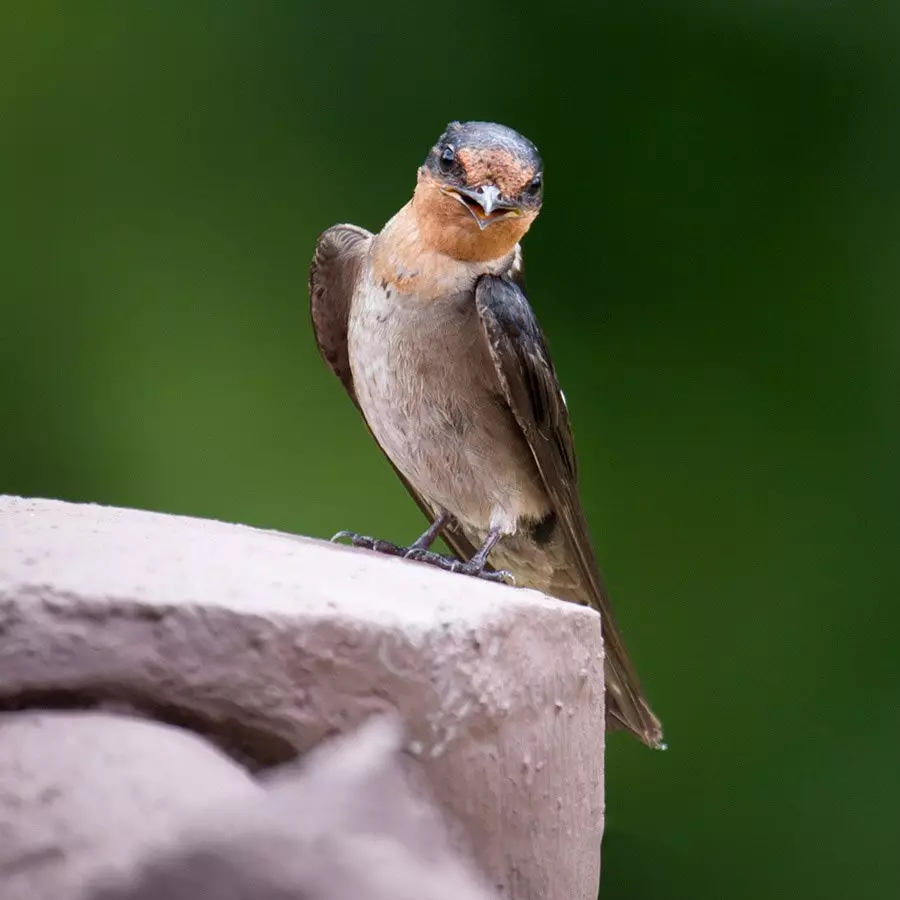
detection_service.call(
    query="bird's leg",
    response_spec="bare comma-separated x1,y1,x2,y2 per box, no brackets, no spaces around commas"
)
405,527,514,585
331,512,450,559
408,512,450,552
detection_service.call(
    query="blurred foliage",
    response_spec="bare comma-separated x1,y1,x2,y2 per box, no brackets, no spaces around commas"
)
1,2,898,898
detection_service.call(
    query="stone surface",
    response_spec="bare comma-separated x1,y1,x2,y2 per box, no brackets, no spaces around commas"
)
88,716,500,900
0,495,605,900
0,710,260,900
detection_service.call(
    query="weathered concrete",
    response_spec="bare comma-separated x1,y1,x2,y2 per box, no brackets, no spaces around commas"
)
0,495,605,900
0,711,260,900
88,716,500,900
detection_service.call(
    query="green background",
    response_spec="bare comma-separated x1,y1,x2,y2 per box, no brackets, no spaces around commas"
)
2,3,897,897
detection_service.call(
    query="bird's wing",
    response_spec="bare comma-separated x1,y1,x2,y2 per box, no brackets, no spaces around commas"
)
308,224,482,560
474,272,663,749
309,223,371,397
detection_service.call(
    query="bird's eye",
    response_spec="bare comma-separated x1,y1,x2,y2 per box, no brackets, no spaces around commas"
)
525,174,543,197
439,146,456,173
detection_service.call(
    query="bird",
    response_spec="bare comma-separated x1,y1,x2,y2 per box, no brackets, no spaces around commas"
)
309,120,663,749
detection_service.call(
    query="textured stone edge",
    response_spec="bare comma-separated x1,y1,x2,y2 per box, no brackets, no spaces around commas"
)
0,496,605,900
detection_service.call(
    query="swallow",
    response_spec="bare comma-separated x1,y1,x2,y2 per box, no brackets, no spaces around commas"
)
309,121,663,748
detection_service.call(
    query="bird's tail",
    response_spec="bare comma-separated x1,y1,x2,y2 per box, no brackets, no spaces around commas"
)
549,575,664,750
457,527,664,749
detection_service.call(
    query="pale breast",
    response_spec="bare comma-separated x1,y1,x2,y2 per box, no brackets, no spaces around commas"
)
347,268,548,534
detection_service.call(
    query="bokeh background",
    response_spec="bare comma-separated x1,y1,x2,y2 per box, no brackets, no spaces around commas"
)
2,3,897,898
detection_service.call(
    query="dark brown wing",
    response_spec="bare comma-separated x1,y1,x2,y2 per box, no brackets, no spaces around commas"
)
309,223,371,394
474,273,664,749
308,224,481,560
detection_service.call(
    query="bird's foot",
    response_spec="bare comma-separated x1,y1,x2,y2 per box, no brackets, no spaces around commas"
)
331,530,514,585
330,531,406,558
403,548,515,585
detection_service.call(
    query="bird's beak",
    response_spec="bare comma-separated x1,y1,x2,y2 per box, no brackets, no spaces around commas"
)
442,184,522,230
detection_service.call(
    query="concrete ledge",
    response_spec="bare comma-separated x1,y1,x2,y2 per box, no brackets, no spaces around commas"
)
0,711,260,900
87,716,500,900
0,496,605,899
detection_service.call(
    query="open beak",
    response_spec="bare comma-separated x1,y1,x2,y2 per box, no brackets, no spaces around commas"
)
441,184,522,230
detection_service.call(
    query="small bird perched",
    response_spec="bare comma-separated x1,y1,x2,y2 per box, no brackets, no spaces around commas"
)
309,121,663,749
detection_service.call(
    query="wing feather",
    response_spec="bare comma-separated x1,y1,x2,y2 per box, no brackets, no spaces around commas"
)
474,273,663,748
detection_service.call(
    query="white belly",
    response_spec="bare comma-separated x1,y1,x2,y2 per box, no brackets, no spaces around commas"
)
347,275,548,534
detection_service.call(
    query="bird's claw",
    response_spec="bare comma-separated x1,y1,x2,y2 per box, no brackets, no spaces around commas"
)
332,532,514,585
402,547,446,564
404,548,514,585
330,531,405,557
465,566,515,586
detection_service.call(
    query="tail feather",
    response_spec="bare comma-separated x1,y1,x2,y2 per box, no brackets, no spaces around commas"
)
549,576,664,749
486,531,665,750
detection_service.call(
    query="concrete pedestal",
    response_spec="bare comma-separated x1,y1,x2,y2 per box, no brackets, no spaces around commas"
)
0,496,604,900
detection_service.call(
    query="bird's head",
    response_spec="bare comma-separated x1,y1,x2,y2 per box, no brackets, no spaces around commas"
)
413,121,543,262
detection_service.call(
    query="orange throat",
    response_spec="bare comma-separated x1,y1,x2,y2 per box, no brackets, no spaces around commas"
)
410,169,537,264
